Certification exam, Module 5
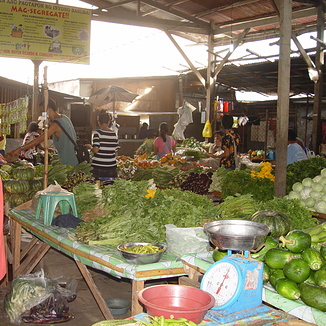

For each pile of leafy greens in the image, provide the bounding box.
[75,178,219,245]
[220,169,274,202]
[286,157,326,194]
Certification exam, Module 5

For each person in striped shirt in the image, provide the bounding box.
[87,113,118,180]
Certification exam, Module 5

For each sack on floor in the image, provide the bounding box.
[4,269,76,324]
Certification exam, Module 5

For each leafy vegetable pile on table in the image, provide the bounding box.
[287,167,326,214]
[75,178,219,245]
[215,194,317,231]
[178,137,208,149]
[131,165,180,188]
[286,156,326,194]
[220,166,275,202]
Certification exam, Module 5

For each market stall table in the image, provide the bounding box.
[8,201,186,319]
[181,252,325,326]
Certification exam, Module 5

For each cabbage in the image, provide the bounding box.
[287,191,301,200]
[300,187,312,200]
[312,182,324,192]
[314,200,326,214]
[318,176,326,186]
[313,175,323,183]
[304,197,315,209]
[292,182,304,193]
[321,168,326,177]
[310,191,322,200]
[302,177,313,187]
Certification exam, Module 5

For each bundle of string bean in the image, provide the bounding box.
[216,193,258,220]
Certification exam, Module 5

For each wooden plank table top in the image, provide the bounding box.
[8,201,186,318]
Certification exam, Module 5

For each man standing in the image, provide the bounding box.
[9,99,78,166]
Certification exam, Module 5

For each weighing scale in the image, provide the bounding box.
[201,220,272,323]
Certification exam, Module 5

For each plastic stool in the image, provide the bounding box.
[35,192,78,226]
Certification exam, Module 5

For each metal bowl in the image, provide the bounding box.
[105,298,131,315]
[117,242,166,264]
[204,220,270,251]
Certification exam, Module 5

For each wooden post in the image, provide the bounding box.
[43,67,49,189]
[206,26,214,138]
[274,0,292,197]
[31,60,42,121]
[265,110,269,154]
[312,3,325,153]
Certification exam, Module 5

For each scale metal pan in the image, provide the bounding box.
[204,220,270,251]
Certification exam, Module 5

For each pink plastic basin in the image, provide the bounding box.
[138,284,215,324]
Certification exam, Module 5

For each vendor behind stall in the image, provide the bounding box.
[220,114,241,170]
[287,128,308,165]
[139,122,149,139]
[199,130,225,169]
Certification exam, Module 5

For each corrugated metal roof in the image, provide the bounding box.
[83,0,322,46]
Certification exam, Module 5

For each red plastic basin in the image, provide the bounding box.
[138,284,215,324]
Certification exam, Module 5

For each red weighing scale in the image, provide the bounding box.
[201,220,272,324]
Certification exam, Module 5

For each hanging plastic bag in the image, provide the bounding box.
[202,120,212,138]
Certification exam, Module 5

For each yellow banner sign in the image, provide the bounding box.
[0,0,91,64]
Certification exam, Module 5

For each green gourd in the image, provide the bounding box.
[250,210,291,238]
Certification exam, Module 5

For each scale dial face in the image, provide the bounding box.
[201,260,240,307]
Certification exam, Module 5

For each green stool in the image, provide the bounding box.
[35,191,78,226]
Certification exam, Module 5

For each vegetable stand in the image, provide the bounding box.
[8,201,186,319]
[181,252,326,326]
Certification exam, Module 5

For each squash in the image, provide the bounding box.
[250,209,291,238]
[0,169,10,180]
[12,166,35,180]
[3,179,30,194]
[29,177,44,192]
[7,193,29,207]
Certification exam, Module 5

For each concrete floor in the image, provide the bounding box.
[1,247,135,326]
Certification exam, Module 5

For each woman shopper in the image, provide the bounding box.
[86,113,118,180]
[153,122,176,160]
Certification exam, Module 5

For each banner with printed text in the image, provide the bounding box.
[0,0,91,64]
